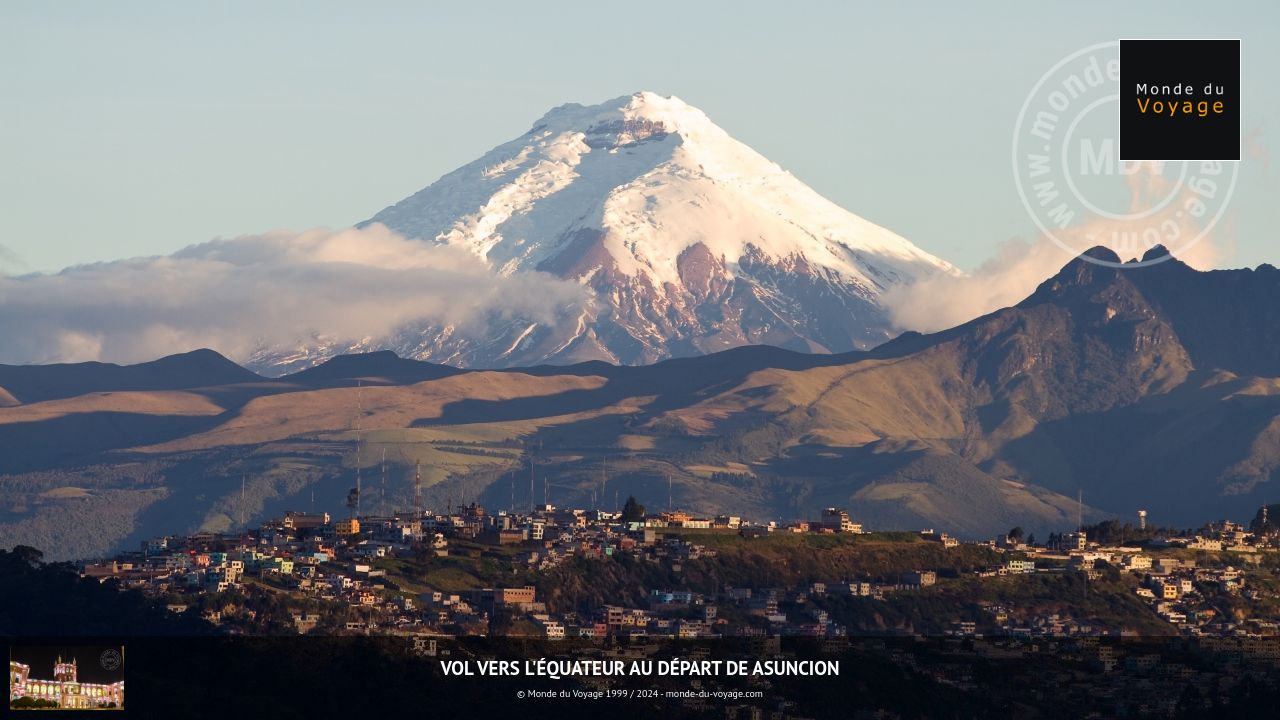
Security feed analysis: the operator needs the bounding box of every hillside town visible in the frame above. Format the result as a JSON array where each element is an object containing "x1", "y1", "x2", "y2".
[{"x1": 73, "y1": 499, "x2": 1280, "y2": 646}]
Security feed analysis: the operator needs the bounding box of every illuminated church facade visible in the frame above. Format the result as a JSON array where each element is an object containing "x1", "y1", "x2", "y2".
[{"x1": 9, "y1": 656, "x2": 124, "y2": 709}]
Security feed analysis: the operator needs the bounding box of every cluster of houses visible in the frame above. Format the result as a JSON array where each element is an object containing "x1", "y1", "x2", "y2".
[
  {"x1": 75, "y1": 503, "x2": 918, "y2": 638},
  {"x1": 75, "y1": 500, "x2": 1280, "y2": 641},
  {"x1": 969, "y1": 520, "x2": 1280, "y2": 638}
]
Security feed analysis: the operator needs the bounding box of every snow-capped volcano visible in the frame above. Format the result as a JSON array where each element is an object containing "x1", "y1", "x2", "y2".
[{"x1": 256, "y1": 92, "x2": 956, "y2": 372}]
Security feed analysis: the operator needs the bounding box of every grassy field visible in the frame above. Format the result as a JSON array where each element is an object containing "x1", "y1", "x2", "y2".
[
  {"x1": 528, "y1": 534, "x2": 1004, "y2": 615},
  {"x1": 372, "y1": 541, "x2": 532, "y2": 594}
]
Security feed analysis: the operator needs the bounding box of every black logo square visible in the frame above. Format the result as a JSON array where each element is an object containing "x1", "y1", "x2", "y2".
[{"x1": 1120, "y1": 39, "x2": 1240, "y2": 161}]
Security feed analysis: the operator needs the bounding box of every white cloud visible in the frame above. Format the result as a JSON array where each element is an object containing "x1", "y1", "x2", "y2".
[
  {"x1": 885, "y1": 164, "x2": 1232, "y2": 334},
  {"x1": 0, "y1": 224, "x2": 588, "y2": 365},
  {"x1": 882, "y1": 237, "x2": 1070, "y2": 333}
]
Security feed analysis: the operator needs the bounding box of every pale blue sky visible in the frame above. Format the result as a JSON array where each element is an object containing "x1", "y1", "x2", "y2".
[{"x1": 2, "y1": 1, "x2": 1277, "y2": 273}]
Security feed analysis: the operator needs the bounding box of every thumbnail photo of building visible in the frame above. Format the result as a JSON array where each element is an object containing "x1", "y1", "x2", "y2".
[{"x1": 10, "y1": 652, "x2": 124, "y2": 710}]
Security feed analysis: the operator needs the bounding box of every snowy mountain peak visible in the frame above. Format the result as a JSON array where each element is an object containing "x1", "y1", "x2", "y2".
[
  {"x1": 367, "y1": 91, "x2": 954, "y2": 288},
  {"x1": 532, "y1": 92, "x2": 719, "y2": 145},
  {"x1": 259, "y1": 93, "x2": 962, "y2": 372}
]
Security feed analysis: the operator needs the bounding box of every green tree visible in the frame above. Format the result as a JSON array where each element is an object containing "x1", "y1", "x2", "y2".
[
  {"x1": 1007, "y1": 527, "x2": 1024, "y2": 543},
  {"x1": 11, "y1": 545, "x2": 44, "y2": 567},
  {"x1": 621, "y1": 496, "x2": 646, "y2": 523},
  {"x1": 1250, "y1": 504, "x2": 1279, "y2": 534}
]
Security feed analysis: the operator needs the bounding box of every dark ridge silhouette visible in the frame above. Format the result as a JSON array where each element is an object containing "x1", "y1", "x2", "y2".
[
  {"x1": 1124, "y1": 253, "x2": 1280, "y2": 377},
  {"x1": 281, "y1": 350, "x2": 466, "y2": 387},
  {"x1": 0, "y1": 546, "x2": 214, "y2": 636},
  {"x1": 0, "y1": 348, "x2": 261, "y2": 404}
]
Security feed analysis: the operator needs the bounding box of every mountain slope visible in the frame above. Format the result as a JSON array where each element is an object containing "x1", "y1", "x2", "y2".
[
  {"x1": 250, "y1": 92, "x2": 955, "y2": 373},
  {"x1": 5, "y1": 248, "x2": 1280, "y2": 558},
  {"x1": 657, "y1": 245, "x2": 1280, "y2": 528}
]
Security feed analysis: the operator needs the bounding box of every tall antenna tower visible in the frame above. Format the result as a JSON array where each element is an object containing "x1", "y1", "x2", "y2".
[
  {"x1": 355, "y1": 462, "x2": 362, "y2": 518},
  {"x1": 1077, "y1": 489, "x2": 1083, "y2": 531},
  {"x1": 240, "y1": 472, "x2": 246, "y2": 528},
  {"x1": 380, "y1": 448, "x2": 387, "y2": 518},
  {"x1": 668, "y1": 473, "x2": 673, "y2": 512},
  {"x1": 601, "y1": 456, "x2": 607, "y2": 511},
  {"x1": 353, "y1": 380, "x2": 363, "y2": 518},
  {"x1": 413, "y1": 459, "x2": 422, "y2": 520},
  {"x1": 529, "y1": 455, "x2": 535, "y2": 512}
]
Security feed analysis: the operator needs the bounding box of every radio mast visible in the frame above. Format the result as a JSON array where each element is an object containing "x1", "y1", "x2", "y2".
[
  {"x1": 353, "y1": 380, "x2": 363, "y2": 518},
  {"x1": 413, "y1": 459, "x2": 422, "y2": 520}
]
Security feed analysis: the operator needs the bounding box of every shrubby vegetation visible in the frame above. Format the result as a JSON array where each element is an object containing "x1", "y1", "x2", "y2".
[
  {"x1": 0, "y1": 489, "x2": 168, "y2": 562},
  {"x1": 10, "y1": 696, "x2": 61, "y2": 709},
  {"x1": 535, "y1": 533, "x2": 1001, "y2": 615},
  {"x1": 814, "y1": 572, "x2": 1172, "y2": 635},
  {"x1": 1080, "y1": 519, "x2": 1186, "y2": 545}
]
